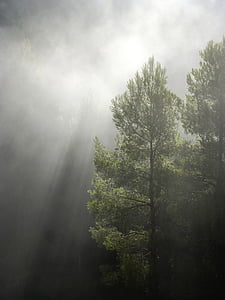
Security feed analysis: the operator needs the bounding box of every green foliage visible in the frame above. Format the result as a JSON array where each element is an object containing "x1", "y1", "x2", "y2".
[
  {"x1": 180, "y1": 37, "x2": 225, "y2": 299},
  {"x1": 183, "y1": 38, "x2": 225, "y2": 141},
  {"x1": 112, "y1": 57, "x2": 181, "y2": 158},
  {"x1": 88, "y1": 57, "x2": 181, "y2": 292},
  {"x1": 88, "y1": 42, "x2": 225, "y2": 297}
]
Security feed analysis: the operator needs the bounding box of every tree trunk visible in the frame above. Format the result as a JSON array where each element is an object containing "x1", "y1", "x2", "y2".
[{"x1": 149, "y1": 140, "x2": 158, "y2": 299}]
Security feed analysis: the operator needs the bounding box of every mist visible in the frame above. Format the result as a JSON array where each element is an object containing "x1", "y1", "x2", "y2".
[{"x1": 0, "y1": 0, "x2": 224, "y2": 299}]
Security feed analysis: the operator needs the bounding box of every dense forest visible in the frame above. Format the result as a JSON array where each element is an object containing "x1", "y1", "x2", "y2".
[{"x1": 88, "y1": 38, "x2": 225, "y2": 300}]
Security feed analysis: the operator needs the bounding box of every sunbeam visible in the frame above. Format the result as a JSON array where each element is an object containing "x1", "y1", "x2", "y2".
[{"x1": 0, "y1": 0, "x2": 224, "y2": 299}]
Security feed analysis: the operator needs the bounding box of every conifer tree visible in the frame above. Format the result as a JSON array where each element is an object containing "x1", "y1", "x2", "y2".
[
  {"x1": 88, "y1": 58, "x2": 181, "y2": 297},
  {"x1": 182, "y1": 38, "x2": 225, "y2": 298}
]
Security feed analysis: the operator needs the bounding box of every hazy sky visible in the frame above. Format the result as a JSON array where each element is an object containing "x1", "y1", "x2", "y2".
[
  {"x1": 1, "y1": 0, "x2": 225, "y2": 101},
  {"x1": 0, "y1": 0, "x2": 225, "y2": 153}
]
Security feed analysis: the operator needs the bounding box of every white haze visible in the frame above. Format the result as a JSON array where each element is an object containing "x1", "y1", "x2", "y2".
[
  {"x1": 0, "y1": 0, "x2": 224, "y2": 298},
  {"x1": 2, "y1": 0, "x2": 225, "y2": 111},
  {"x1": 1, "y1": 0, "x2": 224, "y2": 149}
]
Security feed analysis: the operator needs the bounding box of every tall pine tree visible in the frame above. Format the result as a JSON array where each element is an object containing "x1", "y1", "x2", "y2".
[
  {"x1": 88, "y1": 58, "x2": 181, "y2": 298},
  {"x1": 183, "y1": 37, "x2": 225, "y2": 299}
]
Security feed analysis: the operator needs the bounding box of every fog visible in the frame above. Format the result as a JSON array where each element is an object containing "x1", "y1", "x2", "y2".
[{"x1": 0, "y1": 0, "x2": 224, "y2": 299}]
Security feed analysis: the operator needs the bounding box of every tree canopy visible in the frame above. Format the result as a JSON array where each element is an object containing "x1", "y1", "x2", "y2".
[
  {"x1": 88, "y1": 38, "x2": 225, "y2": 300},
  {"x1": 88, "y1": 58, "x2": 181, "y2": 296}
]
